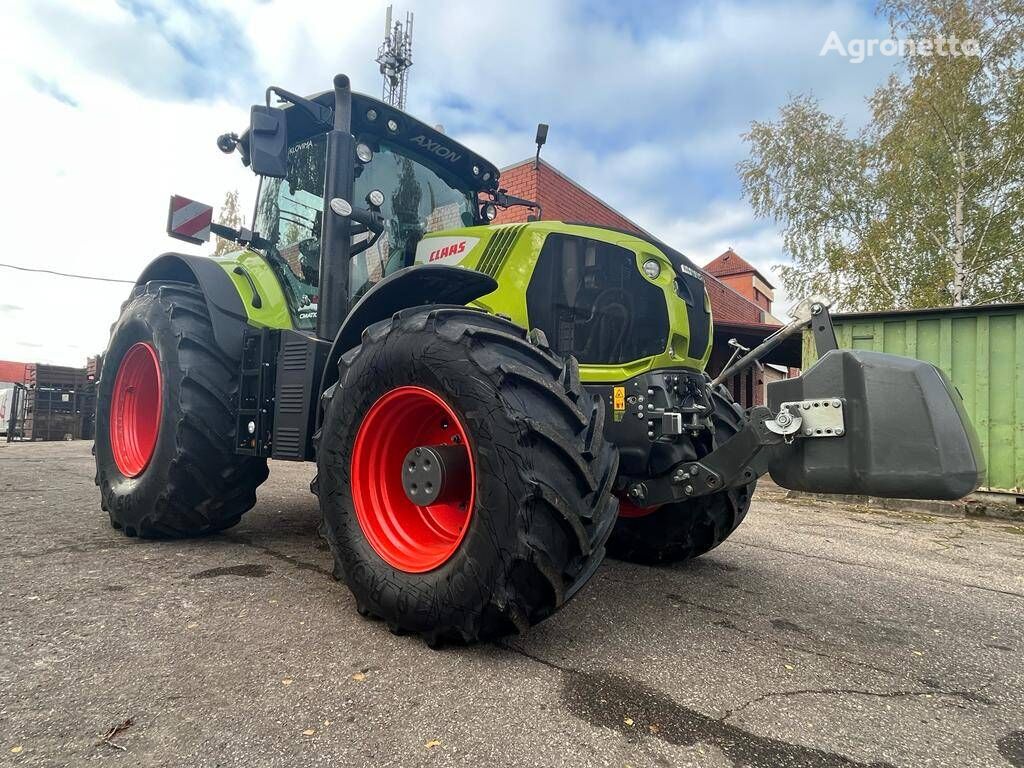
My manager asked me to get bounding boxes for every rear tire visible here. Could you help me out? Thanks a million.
[606,385,756,564]
[316,306,619,645]
[94,281,268,538]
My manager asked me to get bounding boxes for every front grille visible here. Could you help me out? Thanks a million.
[526,234,669,365]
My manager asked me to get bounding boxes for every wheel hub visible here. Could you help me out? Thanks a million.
[402,444,471,506]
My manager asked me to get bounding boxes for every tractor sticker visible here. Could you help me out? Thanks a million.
[612,386,626,422]
[414,236,480,267]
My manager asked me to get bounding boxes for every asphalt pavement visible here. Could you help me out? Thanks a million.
[2,441,1022,767]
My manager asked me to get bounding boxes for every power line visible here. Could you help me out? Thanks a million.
[0,262,134,285]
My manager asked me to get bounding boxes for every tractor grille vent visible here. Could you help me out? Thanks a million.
[274,427,302,459]
[475,225,525,277]
[278,383,305,414]
[280,341,309,371]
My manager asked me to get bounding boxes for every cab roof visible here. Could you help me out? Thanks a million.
[241,89,500,195]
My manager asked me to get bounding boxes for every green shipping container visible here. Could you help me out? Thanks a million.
[803,303,1024,495]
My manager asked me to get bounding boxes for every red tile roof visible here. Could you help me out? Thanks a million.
[492,160,774,327]
[704,248,774,289]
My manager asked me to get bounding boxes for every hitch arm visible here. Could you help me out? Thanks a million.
[625,406,786,507]
[711,299,837,387]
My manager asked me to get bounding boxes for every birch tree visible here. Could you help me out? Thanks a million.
[740,0,1024,310]
[213,189,245,257]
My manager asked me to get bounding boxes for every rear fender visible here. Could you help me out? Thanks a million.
[136,253,250,361]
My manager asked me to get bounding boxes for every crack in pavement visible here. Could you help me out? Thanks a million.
[731,540,1024,600]
[2,541,129,560]
[720,683,996,722]
[600,570,907,681]
[500,642,898,768]
[221,534,334,578]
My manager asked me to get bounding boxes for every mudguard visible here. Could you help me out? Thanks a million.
[319,264,498,397]
[767,349,984,500]
[136,253,250,361]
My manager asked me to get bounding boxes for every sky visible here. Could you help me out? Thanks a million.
[0,0,899,366]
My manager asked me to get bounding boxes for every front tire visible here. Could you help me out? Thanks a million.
[606,385,756,564]
[94,281,268,538]
[316,306,619,645]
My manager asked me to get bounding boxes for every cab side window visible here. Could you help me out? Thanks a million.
[254,133,328,328]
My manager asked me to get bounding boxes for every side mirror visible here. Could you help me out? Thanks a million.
[167,195,213,245]
[249,105,288,178]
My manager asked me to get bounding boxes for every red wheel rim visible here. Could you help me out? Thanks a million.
[617,495,662,518]
[109,342,162,478]
[350,386,476,572]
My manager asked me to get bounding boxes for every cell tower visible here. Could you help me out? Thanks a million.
[376,5,414,110]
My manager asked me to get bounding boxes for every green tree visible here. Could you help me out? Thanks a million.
[213,189,245,256]
[740,0,1024,310]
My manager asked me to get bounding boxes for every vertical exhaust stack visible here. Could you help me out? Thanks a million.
[317,75,356,342]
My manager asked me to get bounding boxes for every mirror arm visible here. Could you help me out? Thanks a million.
[265,86,333,129]
[489,189,543,220]
[210,223,272,251]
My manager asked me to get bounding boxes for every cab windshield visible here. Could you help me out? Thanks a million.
[254,134,477,330]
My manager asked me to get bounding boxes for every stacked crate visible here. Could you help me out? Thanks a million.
[23,364,97,441]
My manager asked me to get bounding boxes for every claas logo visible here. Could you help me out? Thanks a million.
[428,241,467,261]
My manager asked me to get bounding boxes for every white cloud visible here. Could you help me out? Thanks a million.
[644,201,793,312]
[0,40,252,365]
[0,0,895,365]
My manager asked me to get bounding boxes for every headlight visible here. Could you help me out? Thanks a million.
[641,259,662,279]
[355,142,373,163]
[482,202,497,221]
[386,118,399,133]
[367,189,385,208]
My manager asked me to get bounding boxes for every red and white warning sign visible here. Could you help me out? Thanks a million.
[166,195,214,245]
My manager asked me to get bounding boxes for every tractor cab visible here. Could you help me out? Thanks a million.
[236,82,502,334]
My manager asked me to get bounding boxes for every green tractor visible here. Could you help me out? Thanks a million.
[95,75,983,644]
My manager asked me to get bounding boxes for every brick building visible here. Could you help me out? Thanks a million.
[494,159,800,406]
[704,248,780,322]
